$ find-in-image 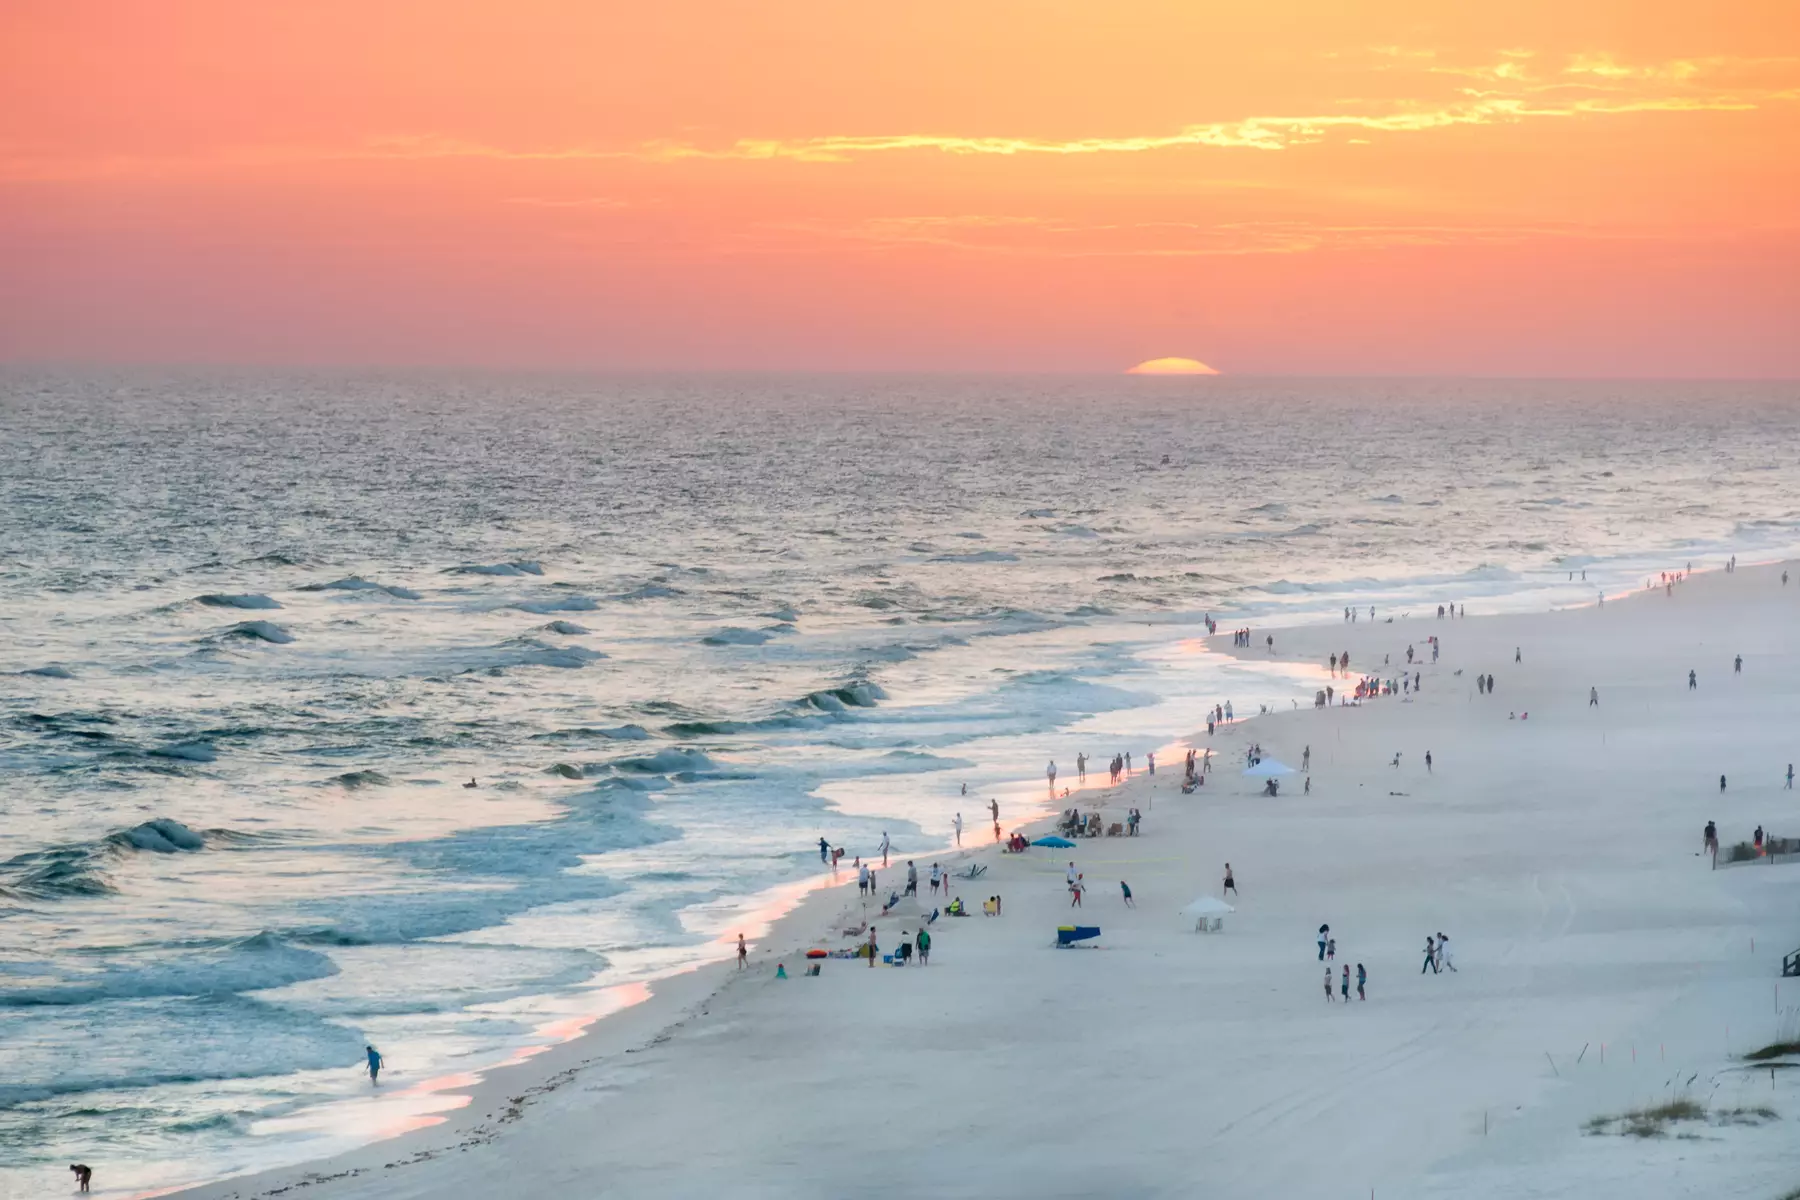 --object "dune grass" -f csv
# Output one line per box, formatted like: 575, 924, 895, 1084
1582, 1098, 1776, 1138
